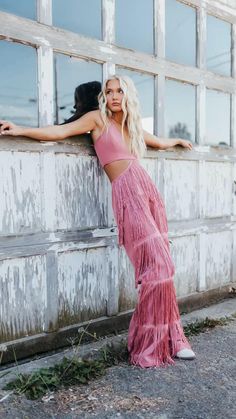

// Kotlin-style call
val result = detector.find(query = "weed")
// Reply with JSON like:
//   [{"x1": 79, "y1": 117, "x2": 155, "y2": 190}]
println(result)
[
  {"x1": 3, "y1": 328, "x2": 129, "y2": 400},
  {"x1": 4, "y1": 356, "x2": 107, "y2": 400},
  {"x1": 183, "y1": 316, "x2": 231, "y2": 337}
]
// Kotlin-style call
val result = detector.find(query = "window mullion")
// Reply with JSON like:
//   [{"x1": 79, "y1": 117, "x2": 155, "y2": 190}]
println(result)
[
  {"x1": 231, "y1": 24, "x2": 236, "y2": 148},
  {"x1": 197, "y1": 4, "x2": 206, "y2": 145},
  {"x1": 37, "y1": 0, "x2": 52, "y2": 25},
  {"x1": 37, "y1": 0, "x2": 53, "y2": 126},
  {"x1": 102, "y1": 0, "x2": 115, "y2": 80},
  {"x1": 155, "y1": 0, "x2": 165, "y2": 137},
  {"x1": 37, "y1": 47, "x2": 54, "y2": 126}
]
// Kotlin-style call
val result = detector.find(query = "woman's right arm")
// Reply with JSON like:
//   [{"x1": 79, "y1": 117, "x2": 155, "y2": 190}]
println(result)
[{"x1": 0, "y1": 110, "x2": 98, "y2": 141}]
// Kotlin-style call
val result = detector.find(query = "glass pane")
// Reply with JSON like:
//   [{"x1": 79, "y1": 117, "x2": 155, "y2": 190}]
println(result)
[
  {"x1": 0, "y1": 0, "x2": 36, "y2": 19},
  {"x1": 115, "y1": 0, "x2": 154, "y2": 54},
  {"x1": 206, "y1": 14, "x2": 231, "y2": 77},
  {"x1": 165, "y1": 0, "x2": 196, "y2": 66},
  {"x1": 53, "y1": 0, "x2": 102, "y2": 39},
  {"x1": 165, "y1": 79, "x2": 195, "y2": 143},
  {"x1": 54, "y1": 54, "x2": 102, "y2": 124},
  {"x1": 0, "y1": 41, "x2": 38, "y2": 126},
  {"x1": 116, "y1": 68, "x2": 154, "y2": 134},
  {"x1": 206, "y1": 89, "x2": 230, "y2": 146}
]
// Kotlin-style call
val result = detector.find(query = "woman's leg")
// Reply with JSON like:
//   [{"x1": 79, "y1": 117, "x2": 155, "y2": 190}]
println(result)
[
  {"x1": 123, "y1": 197, "x2": 191, "y2": 368},
  {"x1": 112, "y1": 161, "x2": 193, "y2": 368}
]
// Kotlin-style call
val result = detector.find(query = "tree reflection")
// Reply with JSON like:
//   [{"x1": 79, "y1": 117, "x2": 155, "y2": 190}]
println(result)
[{"x1": 169, "y1": 122, "x2": 191, "y2": 141}]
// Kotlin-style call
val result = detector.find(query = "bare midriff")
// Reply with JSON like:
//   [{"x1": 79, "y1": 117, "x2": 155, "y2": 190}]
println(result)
[{"x1": 103, "y1": 159, "x2": 133, "y2": 183}]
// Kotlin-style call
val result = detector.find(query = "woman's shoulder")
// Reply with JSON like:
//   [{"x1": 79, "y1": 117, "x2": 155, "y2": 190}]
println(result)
[
  {"x1": 93, "y1": 109, "x2": 108, "y2": 124},
  {"x1": 90, "y1": 110, "x2": 110, "y2": 142},
  {"x1": 92, "y1": 110, "x2": 111, "y2": 131}
]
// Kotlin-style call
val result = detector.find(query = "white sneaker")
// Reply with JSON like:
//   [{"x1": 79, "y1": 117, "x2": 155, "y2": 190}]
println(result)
[{"x1": 175, "y1": 348, "x2": 196, "y2": 360}]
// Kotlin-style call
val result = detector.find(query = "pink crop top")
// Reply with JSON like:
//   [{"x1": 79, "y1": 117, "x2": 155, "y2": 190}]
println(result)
[{"x1": 93, "y1": 120, "x2": 137, "y2": 168}]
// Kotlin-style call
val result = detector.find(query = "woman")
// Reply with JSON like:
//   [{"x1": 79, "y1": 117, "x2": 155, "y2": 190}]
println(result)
[
  {"x1": 60, "y1": 80, "x2": 101, "y2": 124},
  {"x1": 0, "y1": 74, "x2": 195, "y2": 368}
]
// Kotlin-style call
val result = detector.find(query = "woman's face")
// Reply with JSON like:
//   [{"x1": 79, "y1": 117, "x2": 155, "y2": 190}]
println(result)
[{"x1": 105, "y1": 79, "x2": 124, "y2": 113}]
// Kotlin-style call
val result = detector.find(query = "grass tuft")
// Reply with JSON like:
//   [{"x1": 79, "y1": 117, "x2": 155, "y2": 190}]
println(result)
[
  {"x1": 3, "y1": 345, "x2": 129, "y2": 400},
  {"x1": 183, "y1": 316, "x2": 231, "y2": 337}
]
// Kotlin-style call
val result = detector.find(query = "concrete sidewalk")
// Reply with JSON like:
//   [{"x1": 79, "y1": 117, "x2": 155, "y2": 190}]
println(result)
[{"x1": 0, "y1": 298, "x2": 235, "y2": 418}]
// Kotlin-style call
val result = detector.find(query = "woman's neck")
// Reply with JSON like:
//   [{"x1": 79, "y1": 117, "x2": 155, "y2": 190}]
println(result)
[{"x1": 111, "y1": 112, "x2": 123, "y2": 125}]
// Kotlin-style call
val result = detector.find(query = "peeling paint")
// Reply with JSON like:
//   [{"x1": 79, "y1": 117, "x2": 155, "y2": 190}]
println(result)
[
  {"x1": 55, "y1": 155, "x2": 108, "y2": 230},
  {"x1": 0, "y1": 255, "x2": 47, "y2": 342},
  {"x1": 34, "y1": 36, "x2": 50, "y2": 47},
  {"x1": 171, "y1": 235, "x2": 199, "y2": 297},
  {"x1": 0, "y1": 152, "x2": 41, "y2": 234},
  {"x1": 205, "y1": 231, "x2": 232, "y2": 289},
  {"x1": 164, "y1": 159, "x2": 198, "y2": 220},
  {"x1": 58, "y1": 248, "x2": 109, "y2": 327}
]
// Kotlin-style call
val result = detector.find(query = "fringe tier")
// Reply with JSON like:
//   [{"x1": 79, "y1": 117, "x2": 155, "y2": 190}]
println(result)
[
  {"x1": 111, "y1": 160, "x2": 193, "y2": 368},
  {"x1": 128, "y1": 275, "x2": 191, "y2": 368}
]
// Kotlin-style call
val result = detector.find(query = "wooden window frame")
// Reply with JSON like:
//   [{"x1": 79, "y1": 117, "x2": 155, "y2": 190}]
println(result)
[{"x1": 0, "y1": 0, "x2": 235, "y2": 147}]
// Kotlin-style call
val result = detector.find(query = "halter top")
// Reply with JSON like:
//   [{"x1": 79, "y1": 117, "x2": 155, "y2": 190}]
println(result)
[{"x1": 93, "y1": 120, "x2": 137, "y2": 168}]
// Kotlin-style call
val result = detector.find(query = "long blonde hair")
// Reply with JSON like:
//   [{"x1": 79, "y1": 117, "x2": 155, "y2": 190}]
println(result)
[{"x1": 98, "y1": 74, "x2": 147, "y2": 159}]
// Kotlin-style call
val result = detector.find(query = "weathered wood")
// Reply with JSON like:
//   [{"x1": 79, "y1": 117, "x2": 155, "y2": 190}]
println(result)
[
  {"x1": 0, "y1": 11, "x2": 235, "y2": 92},
  {"x1": 37, "y1": 0, "x2": 52, "y2": 25},
  {"x1": 0, "y1": 136, "x2": 236, "y2": 161},
  {"x1": 232, "y1": 24, "x2": 236, "y2": 148},
  {"x1": 0, "y1": 254, "x2": 47, "y2": 341},
  {"x1": 37, "y1": 46, "x2": 54, "y2": 126}
]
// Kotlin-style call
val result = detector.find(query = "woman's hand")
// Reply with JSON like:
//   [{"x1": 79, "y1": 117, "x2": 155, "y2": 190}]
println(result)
[
  {"x1": 0, "y1": 120, "x2": 24, "y2": 137},
  {"x1": 143, "y1": 130, "x2": 193, "y2": 150},
  {"x1": 177, "y1": 138, "x2": 193, "y2": 150}
]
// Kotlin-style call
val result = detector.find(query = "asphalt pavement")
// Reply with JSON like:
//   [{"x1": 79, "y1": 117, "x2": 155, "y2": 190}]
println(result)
[{"x1": 0, "y1": 299, "x2": 235, "y2": 419}]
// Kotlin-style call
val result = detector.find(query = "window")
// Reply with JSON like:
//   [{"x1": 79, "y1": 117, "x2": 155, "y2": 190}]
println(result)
[
  {"x1": 54, "y1": 54, "x2": 102, "y2": 125},
  {"x1": 116, "y1": 68, "x2": 154, "y2": 134},
  {"x1": 115, "y1": 0, "x2": 154, "y2": 54},
  {"x1": 165, "y1": 79, "x2": 196, "y2": 143},
  {"x1": 0, "y1": 41, "x2": 38, "y2": 126},
  {"x1": 0, "y1": 1, "x2": 235, "y2": 148},
  {"x1": 206, "y1": 88, "x2": 230, "y2": 146},
  {"x1": 206, "y1": 14, "x2": 232, "y2": 77},
  {"x1": 53, "y1": 0, "x2": 102, "y2": 39},
  {"x1": 0, "y1": 0, "x2": 36, "y2": 20},
  {"x1": 165, "y1": 0, "x2": 196, "y2": 67}
]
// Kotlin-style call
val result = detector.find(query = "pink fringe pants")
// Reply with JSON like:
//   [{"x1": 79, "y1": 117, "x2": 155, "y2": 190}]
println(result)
[{"x1": 111, "y1": 159, "x2": 192, "y2": 368}]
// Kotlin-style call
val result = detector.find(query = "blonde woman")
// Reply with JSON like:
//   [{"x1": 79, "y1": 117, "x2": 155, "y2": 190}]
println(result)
[{"x1": 0, "y1": 74, "x2": 195, "y2": 367}]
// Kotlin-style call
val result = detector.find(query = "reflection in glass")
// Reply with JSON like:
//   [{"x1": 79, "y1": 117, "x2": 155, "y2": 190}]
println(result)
[
  {"x1": 206, "y1": 89, "x2": 230, "y2": 146},
  {"x1": 165, "y1": 79, "x2": 195, "y2": 142},
  {"x1": 116, "y1": 68, "x2": 154, "y2": 134},
  {"x1": 54, "y1": 54, "x2": 102, "y2": 124},
  {"x1": 53, "y1": 0, "x2": 102, "y2": 39},
  {"x1": 206, "y1": 14, "x2": 231, "y2": 77},
  {"x1": 115, "y1": 0, "x2": 153, "y2": 54},
  {"x1": 165, "y1": 0, "x2": 196, "y2": 66},
  {"x1": 0, "y1": 41, "x2": 38, "y2": 126},
  {"x1": 0, "y1": 0, "x2": 35, "y2": 19}
]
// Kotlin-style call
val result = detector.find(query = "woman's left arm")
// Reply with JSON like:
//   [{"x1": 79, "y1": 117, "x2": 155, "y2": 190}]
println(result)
[{"x1": 143, "y1": 130, "x2": 193, "y2": 150}]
